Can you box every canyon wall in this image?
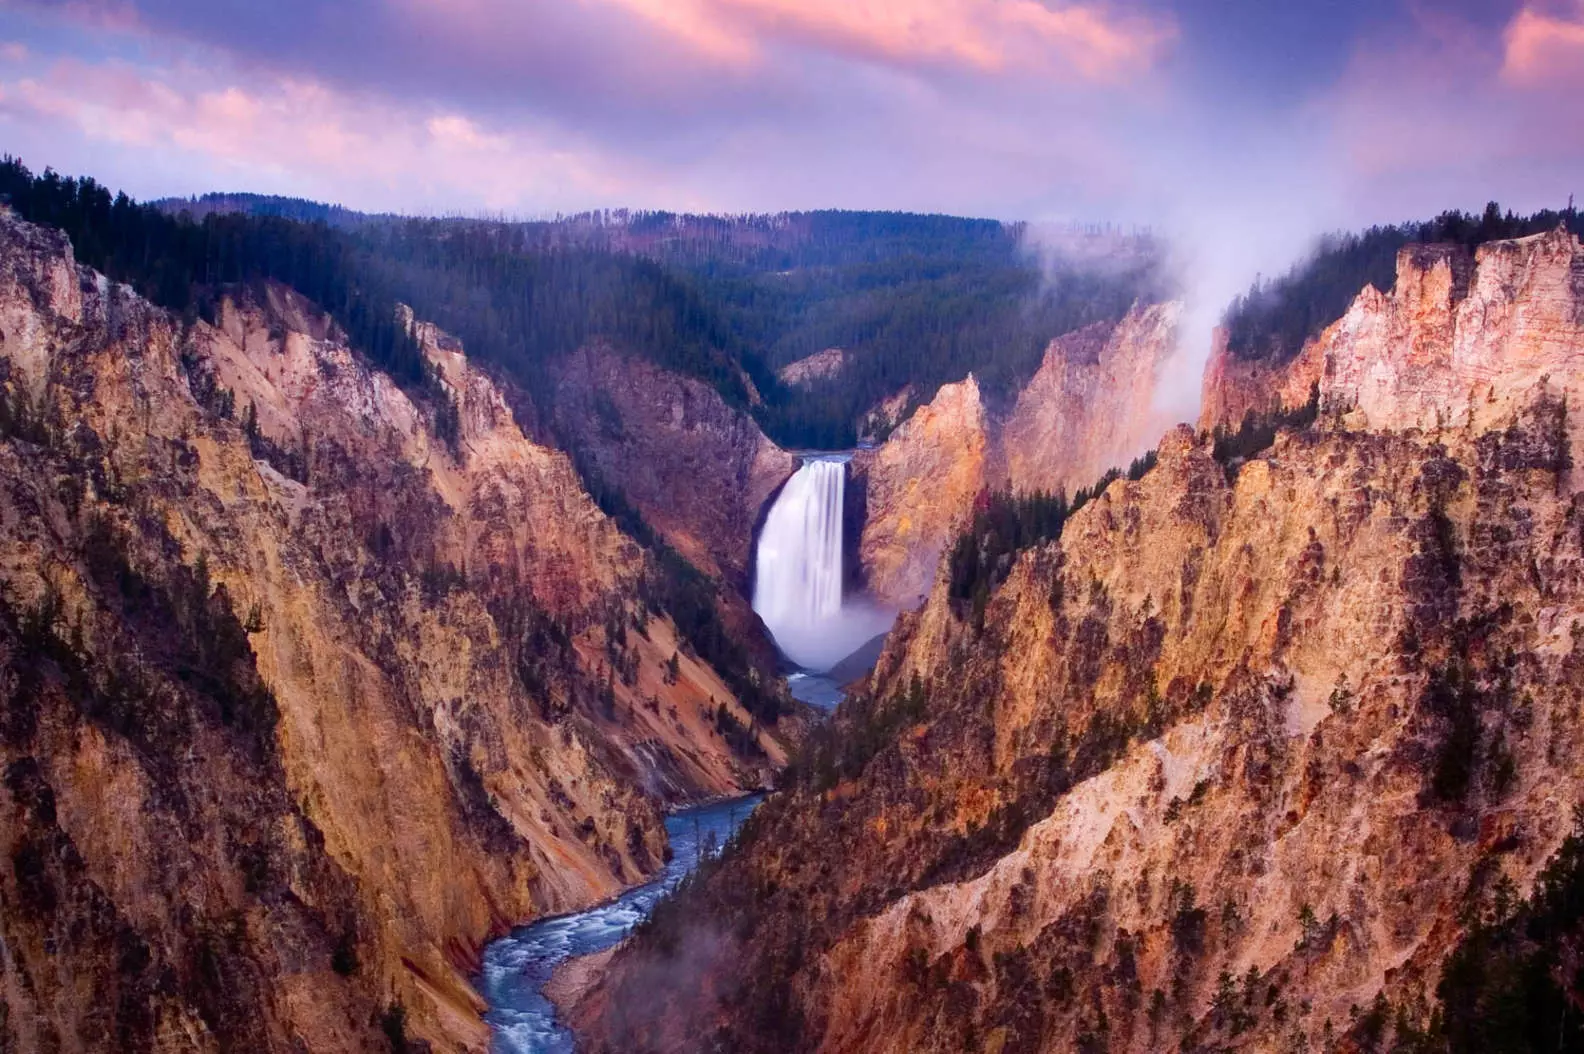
[1197,326,1324,433]
[1202,226,1584,441]
[1001,301,1182,494]
[572,228,1584,1053]
[854,301,1184,606]
[850,375,990,608]
[0,209,783,1054]
[553,343,795,590]
[552,344,796,674]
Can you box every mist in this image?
[1150,154,1347,426]
[1017,130,1348,432]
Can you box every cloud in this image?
[593,0,1174,79]
[0,49,635,212]
[1503,2,1584,85]
[0,0,1180,217]
[1312,1,1583,220]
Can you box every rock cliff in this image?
[850,375,991,608]
[1202,226,1584,442]
[1001,302,1182,494]
[0,209,783,1054]
[551,343,796,679]
[553,343,795,590]
[571,231,1584,1052]
[777,348,848,388]
[854,302,1183,606]
[1197,325,1324,433]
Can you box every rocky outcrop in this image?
[778,348,848,388]
[1002,301,1182,494]
[850,375,990,607]
[571,233,1584,1053]
[0,209,783,1054]
[1201,226,1584,443]
[1324,230,1584,461]
[553,343,795,589]
[1197,326,1324,432]
[854,302,1183,607]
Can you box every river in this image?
[478,795,761,1053]
[786,670,844,711]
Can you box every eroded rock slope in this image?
[855,302,1183,606]
[0,209,784,1054]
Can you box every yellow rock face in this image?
[0,208,781,1053]
[1003,302,1184,496]
[853,374,991,607]
[1203,226,1584,446]
[818,409,1584,1052]
[855,302,1185,608]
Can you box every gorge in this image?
[2,148,1583,1054]
[473,453,886,1054]
[567,221,1584,1054]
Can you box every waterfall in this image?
[753,456,892,672]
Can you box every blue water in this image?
[479,796,761,1053]
[786,671,844,712]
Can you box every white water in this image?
[753,456,893,672]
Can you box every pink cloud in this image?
[594,0,1174,80]
[1312,3,1583,221]
[1503,3,1584,86]
[0,54,634,211]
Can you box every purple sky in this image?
[0,0,1579,374]
[0,0,1575,221]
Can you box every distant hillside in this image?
[9,160,1167,449]
[152,191,378,228]
[140,180,1168,449]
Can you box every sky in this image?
[0,0,1579,389]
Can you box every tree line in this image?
[148,182,1169,450]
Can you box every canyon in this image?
[0,180,1179,1052]
[5,164,1583,1054]
[568,226,1584,1052]
[0,209,788,1054]
[10,0,1584,1051]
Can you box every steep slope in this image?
[1202,227,1584,436]
[851,375,991,608]
[553,343,794,590]
[551,342,796,687]
[570,228,1584,1053]
[0,208,783,1054]
[1198,324,1325,432]
[855,302,1182,606]
[1001,301,1182,494]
